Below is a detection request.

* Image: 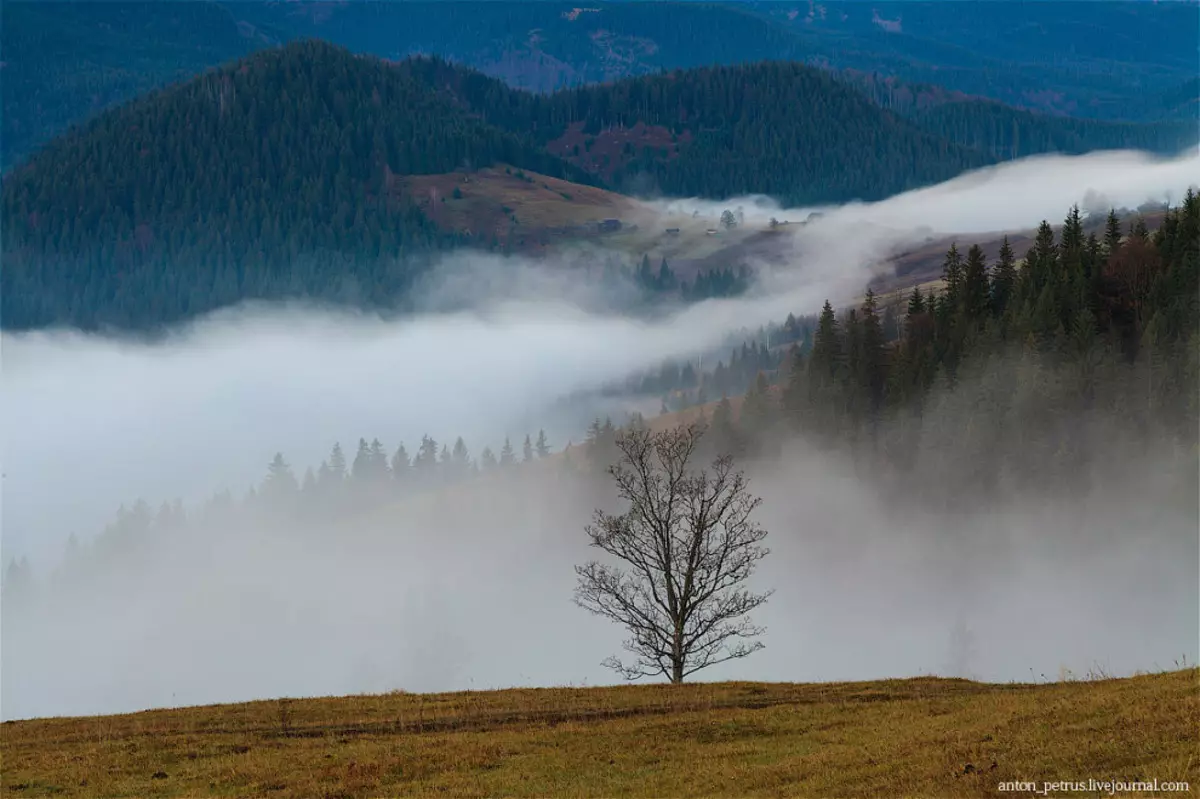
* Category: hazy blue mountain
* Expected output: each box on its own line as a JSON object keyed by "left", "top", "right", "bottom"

{"left": 4, "top": 1, "right": 1197, "bottom": 169}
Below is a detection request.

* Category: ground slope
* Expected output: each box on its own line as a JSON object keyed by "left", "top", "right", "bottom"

{"left": 2, "top": 669, "right": 1196, "bottom": 798}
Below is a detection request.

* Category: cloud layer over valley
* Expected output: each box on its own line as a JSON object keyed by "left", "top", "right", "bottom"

{"left": 2, "top": 148, "right": 1197, "bottom": 720}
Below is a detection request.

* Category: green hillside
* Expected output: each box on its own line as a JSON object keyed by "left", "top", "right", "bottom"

{"left": 0, "top": 41, "right": 591, "bottom": 330}
{"left": 5, "top": 39, "right": 1192, "bottom": 333}
{"left": 2, "top": 44, "right": 992, "bottom": 331}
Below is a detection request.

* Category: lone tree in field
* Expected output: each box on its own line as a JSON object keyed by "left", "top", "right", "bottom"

{"left": 574, "top": 422, "right": 772, "bottom": 683}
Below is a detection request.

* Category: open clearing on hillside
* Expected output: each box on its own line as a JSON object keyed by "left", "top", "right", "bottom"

{"left": 3, "top": 669, "right": 1196, "bottom": 798}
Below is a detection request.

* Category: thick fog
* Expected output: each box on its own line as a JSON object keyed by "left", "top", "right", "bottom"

{"left": 2, "top": 148, "right": 1198, "bottom": 720}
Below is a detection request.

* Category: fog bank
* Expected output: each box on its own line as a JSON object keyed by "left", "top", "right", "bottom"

{"left": 2, "top": 148, "right": 1197, "bottom": 719}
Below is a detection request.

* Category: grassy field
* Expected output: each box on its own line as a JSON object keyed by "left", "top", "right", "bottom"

{"left": 3, "top": 669, "right": 1196, "bottom": 798}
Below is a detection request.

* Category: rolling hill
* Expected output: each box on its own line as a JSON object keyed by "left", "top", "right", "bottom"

{"left": 2, "top": 669, "right": 1196, "bottom": 797}
{"left": 396, "top": 56, "right": 994, "bottom": 205}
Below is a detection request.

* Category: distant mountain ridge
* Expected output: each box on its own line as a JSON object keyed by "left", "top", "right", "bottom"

{"left": 4, "top": 0, "right": 1197, "bottom": 168}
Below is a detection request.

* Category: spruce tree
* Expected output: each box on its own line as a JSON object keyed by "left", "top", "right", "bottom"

{"left": 907, "top": 286, "right": 925, "bottom": 317}
{"left": 859, "top": 289, "right": 887, "bottom": 413}
{"left": 941, "top": 243, "right": 965, "bottom": 307}
{"left": 523, "top": 434, "right": 534, "bottom": 462}
{"left": 991, "top": 236, "right": 1017, "bottom": 319}
{"left": 500, "top": 437, "right": 516, "bottom": 466}
{"left": 415, "top": 435, "right": 439, "bottom": 474}
{"left": 481, "top": 447, "right": 498, "bottom": 470}
{"left": 535, "top": 429, "right": 550, "bottom": 458}
{"left": 328, "top": 443, "right": 347, "bottom": 482}
{"left": 369, "top": 439, "right": 389, "bottom": 480}
{"left": 962, "top": 244, "right": 990, "bottom": 321}
{"left": 391, "top": 443, "right": 411, "bottom": 479}
{"left": 263, "top": 452, "right": 299, "bottom": 501}
{"left": 352, "top": 438, "right": 372, "bottom": 481}
{"left": 1104, "top": 208, "right": 1123, "bottom": 258}
{"left": 452, "top": 437, "right": 471, "bottom": 476}
{"left": 809, "top": 300, "right": 842, "bottom": 385}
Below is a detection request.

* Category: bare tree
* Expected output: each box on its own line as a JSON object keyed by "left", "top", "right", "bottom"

{"left": 574, "top": 422, "right": 772, "bottom": 683}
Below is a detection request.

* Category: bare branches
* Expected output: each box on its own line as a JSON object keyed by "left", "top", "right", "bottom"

{"left": 574, "top": 422, "right": 772, "bottom": 683}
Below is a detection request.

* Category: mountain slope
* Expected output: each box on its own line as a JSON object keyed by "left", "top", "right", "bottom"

{"left": 6, "top": 41, "right": 1186, "bottom": 333}
{"left": 401, "top": 57, "right": 994, "bottom": 206}
{"left": 839, "top": 72, "right": 1198, "bottom": 158}
{"left": 753, "top": 0, "right": 1200, "bottom": 120}
{"left": 0, "top": 41, "right": 592, "bottom": 331}
{"left": 3, "top": 45, "right": 998, "bottom": 332}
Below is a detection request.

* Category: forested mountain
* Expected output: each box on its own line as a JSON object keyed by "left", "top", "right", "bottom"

{"left": 3, "top": 38, "right": 1193, "bottom": 332}
{"left": 0, "top": 41, "right": 593, "bottom": 330}
{"left": 841, "top": 75, "right": 1197, "bottom": 160}
{"left": 397, "top": 57, "right": 992, "bottom": 205}
{"left": 0, "top": 44, "right": 979, "bottom": 331}
{"left": 4, "top": 1, "right": 1196, "bottom": 168}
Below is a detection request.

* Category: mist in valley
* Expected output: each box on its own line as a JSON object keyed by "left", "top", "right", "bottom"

{"left": 2, "top": 148, "right": 1197, "bottom": 721}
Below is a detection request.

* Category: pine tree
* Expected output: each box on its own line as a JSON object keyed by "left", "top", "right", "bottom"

{"left": 941, "top": 243, "right": 965, "bottom": 307}
{"left": 522, "top": 434, "right": 534, "bottom": 463}
{"left": 809, "top": 300, "right": 842, "bottom": 385}
{"left": 1104, "top": 208, "right": 1123, "bottom": 258}
{"left": 962, "top": 244, "right": 990, "bottom": 321}
{"left": 369, "top": 438, "right": 389, "bottom": 480}
{"left": 391, "top": 443, "right": 411, "bottom": 480}
{"left": 535, "top": 429, "right": 550, "bottom": 458}
{"left": 991, "top": 236, "right": 1017, "bottom": 319}
{"left": 328, "top": 443, "right": 347, "bottom": 482}
{"left": 262, "top": 452, "right": 299, "bottom": 501}
{"left": 352, "top": 438, "right": 372, "bottom": 481}
{"left": 452, "top": 437, "right": 471, "bottom": 475}
{"left": 415, "top": 435, "right": 439, "bottom": 474}
{"left": 907, "top": 286, "right": 926, "bottom": 317}
{"left": 499, "top": 437, "right": 516, "bottom": 466}
{"left": 481, "top": 446, "right": 498, "bottom": 470}
{"left": 859, "top": 289, "right": 887, "bottom": 413}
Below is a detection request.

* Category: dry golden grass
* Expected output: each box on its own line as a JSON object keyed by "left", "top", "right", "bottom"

{"left": 3, "top": 669, "right": 1196, "bottom": 798}
{"left": 402, "top": 166, "right": 642, "bottom": 240}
